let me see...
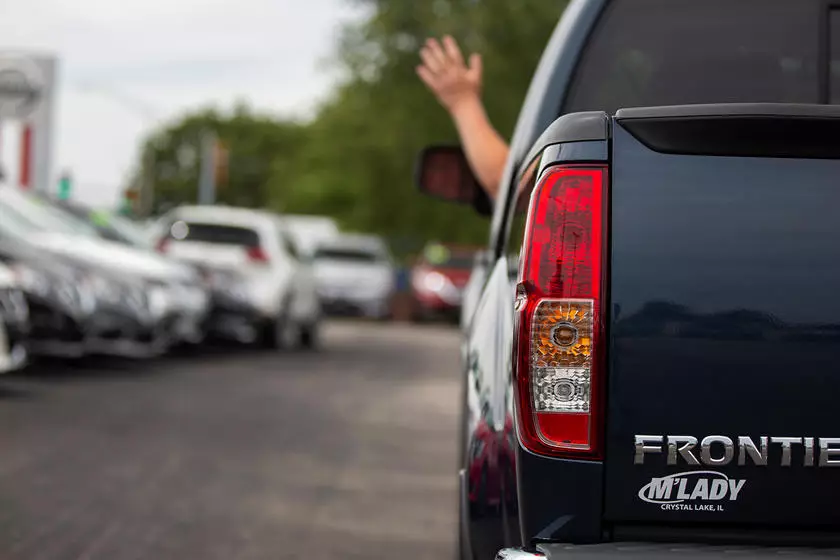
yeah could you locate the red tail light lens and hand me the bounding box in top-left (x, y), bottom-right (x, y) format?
top-left (247, 246), bottom-right (269, 263)
top-left (156, 238), bottom-right (169, 253)
top-left (515, 165), bottom-right (607, 459)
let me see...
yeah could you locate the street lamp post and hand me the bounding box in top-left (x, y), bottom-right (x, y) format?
top-left (74, 82), bottom-right (161, 216)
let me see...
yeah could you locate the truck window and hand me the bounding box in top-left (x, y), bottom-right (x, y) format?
top-left (564, 0), bottom-right (819, 114)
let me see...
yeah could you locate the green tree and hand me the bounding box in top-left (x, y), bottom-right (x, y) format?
top-left (135, 0), bottom-right (568, 253)
top-left (268, 0), bottom-right (567, 247)
top-left (133, 104), bottom-right (306, 214)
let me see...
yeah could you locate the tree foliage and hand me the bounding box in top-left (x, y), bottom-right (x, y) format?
top-left (136, 0), bottom-right (568, 253)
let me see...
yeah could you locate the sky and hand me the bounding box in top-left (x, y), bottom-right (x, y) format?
top-left (0, 0), bottom-right (363, 207)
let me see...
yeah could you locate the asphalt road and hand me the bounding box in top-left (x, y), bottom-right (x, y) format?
top-left (0, 320), bottom-right (461, 560)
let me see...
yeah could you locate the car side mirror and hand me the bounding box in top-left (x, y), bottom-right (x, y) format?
top-left (414, 145), bottom-right (492, 216)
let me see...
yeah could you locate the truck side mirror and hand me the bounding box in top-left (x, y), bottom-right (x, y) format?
top-left (414, 145), bottom-right (491, 216)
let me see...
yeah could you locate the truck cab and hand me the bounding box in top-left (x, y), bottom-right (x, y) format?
top-left (416, 0), bottom-right (840, 557)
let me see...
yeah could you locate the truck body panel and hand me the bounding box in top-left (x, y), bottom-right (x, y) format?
top-left (605, 114), bottom-right (840, 527)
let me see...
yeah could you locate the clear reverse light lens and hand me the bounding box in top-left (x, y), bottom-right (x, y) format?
top-left (531, 299), bottom-right (593, 414)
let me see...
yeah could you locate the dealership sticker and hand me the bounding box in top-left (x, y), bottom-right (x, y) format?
top-left (637, 470), bottom-right (745, 511)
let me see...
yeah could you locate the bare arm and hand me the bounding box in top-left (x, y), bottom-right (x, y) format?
top-left (449, 97), bottom-right (509, 201)
top-left (416, 36), bottom-right (510, 200)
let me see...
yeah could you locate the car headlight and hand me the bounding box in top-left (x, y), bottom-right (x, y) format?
top-left (415, 271), bottom-right (460, 302)
top-left (53, 278), bottom-right (80, 309)
top-left (421, 271), bottom-right (449, 293)
top-left (11, 263), bottom-right (51, 298)
top-left (0, 287), bottom-right (29, 324)
top-left (11, 261), bottom-right (93, 315)
top-left (90, 275), bottom-right (122, 306)
top-left (73, 276), bottom-right (97, 315)
top-left (125, 283), bottom-right (150, 317)
top-left (88, 274), bottom-right (151, 319)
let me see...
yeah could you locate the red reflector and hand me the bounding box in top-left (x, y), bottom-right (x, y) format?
top-left (247, 246), bottom-right (269, 263)
top-left (515, 165), bottom-right (607, 460)
top-left (156, 238), bottom-right (168, 253)
top-left (537, 411), bottom-right (590, 447)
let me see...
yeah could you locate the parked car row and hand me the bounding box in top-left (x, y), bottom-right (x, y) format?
top-left (0, 178), bottom-right (481, 375)
top-left (0, 186), bottom-right (210, 363)
top-left (0, 185), bottom-right (365, 374)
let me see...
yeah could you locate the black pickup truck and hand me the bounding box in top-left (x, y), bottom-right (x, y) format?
top-left (416, 0), bottom-right (840, 558)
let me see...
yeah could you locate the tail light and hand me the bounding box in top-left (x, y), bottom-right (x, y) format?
top-left (156, 238), bottom-right (169, 253)
top-left (514, 165), bottom-right (608, 459)
top-left (247, 245), bottom-right (269, 263)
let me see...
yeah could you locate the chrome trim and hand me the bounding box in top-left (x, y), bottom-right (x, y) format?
top-left (634, 435), bottom-right (662, 464)
top-left (496, 549), bottom-right (544, 560)
top-left (804, 437), bottom-right (815, 467)
top-left (458, 468), bottom-right (474, 560)
top-left (737, 436), bottom-right (768, 466)
top-left (819, 438), bottom-right (840, 467)
top-left (639, 434), bottom-right (840, 467)
top-left (700, 435), bottom-right (734, 465)
top-left (771, 437), bottom-right (801, 467)
top-left (667, 435), bottom-right (700, 465)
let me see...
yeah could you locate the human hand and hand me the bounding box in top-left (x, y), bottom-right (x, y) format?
top-left (416, 35), bottom-right (482, 115)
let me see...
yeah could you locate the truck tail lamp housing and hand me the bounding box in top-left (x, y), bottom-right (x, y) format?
top-left (515, 165), bottom-right (607, 459)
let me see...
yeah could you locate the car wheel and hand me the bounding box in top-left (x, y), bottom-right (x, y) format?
top-left (411, 299), bottom-right (428, 323)
top-left (261, 312), bottom-right (299, 350)
top-left (279, 315), bottom-right (302, 350)
top-left (299, 320), bottom-right (319, 350)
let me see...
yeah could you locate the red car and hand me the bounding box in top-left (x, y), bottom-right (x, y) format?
top-left (410, 244), bottom-right (477, 322)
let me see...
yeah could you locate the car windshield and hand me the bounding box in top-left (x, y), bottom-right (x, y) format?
top-left (0, 201), bottom-right (42, 240)
top-left (94, 211), bottom-right (154, 248)
top-left (314, 247), bottom-right (382, 263)
top-left (1, 192), bottom-right (101, 238)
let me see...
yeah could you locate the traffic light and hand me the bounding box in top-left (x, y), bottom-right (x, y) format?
top-left (214, 140), bottom-right (229, 190)
top-left (57, 172), bottom-right (72, 200)
top-left (120, 187), bottom-right (139, 215)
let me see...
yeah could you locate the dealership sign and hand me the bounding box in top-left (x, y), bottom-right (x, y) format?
top-left (0, 55), bottom-right (44, 120)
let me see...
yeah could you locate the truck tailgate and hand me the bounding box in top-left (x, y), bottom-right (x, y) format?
top-left (605, 105), bottom-right (840, 528)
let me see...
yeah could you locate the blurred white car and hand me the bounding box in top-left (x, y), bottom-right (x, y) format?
top-left (0, 261), bottom-right (28, 373)
top-left (154, 205), bottom-right (321, 349)
top-left (312, 234), bottom-right (395, 319)
top-left (282, 215), bottom-right (340, 258)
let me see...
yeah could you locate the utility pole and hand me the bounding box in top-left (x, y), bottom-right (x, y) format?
top-left (141, 144), bottom-right (155, 216)
top-left (197, 129), bottom-right (217, 205)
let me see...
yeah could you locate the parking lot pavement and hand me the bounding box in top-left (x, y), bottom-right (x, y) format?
top-left (0, 320), bottom-right (462, 560)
